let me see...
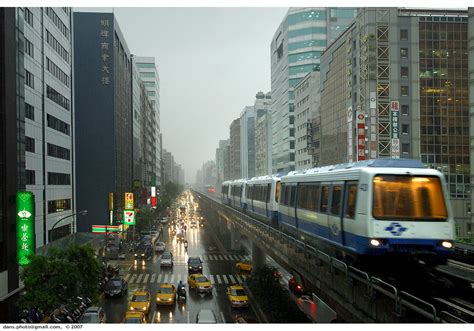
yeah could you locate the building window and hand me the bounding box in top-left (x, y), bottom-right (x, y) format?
top-left (25, 38), bottom-right (34, 58)
top-left (402, 143), bottom-right (410, 154)
top-left (400, 48), bottom-right (408, 59)
top-left (24, 8), bottom-right (33, 26)
top-left (46, 85), bottom-right (70, 111)
top-left (401, 67), bottom-right (408, 78)
top-left (401, 104), bottom-right (409, 116)
top-left (400, 29), bottom-right (408, 41)
top-left (46, 29), bottom-right (70, 63)
top-left (401, 86), bottom-right (409, 96)
top-left (402, 124), bottom-right (409, 135)
top-left (45, 8), bottom-right (69, 40)
top-left (25, 70), bottom-right (34, 88)
top-left (47, 143), bottom-right (70, 160)
top-left (48, 198), bottom-right (71, 213)
top-left (47, 114), bottom-right (70, 135)
top-left (25, 136), bottom-right (35, 152)
top-left (25, 103), bottom-right (34, 120)
top-left (48, 172), bottom-right (71, 185)
top-left (26, 170), bottom-right (35, 185)
top-left (46, 57), bottom-right (70, 87)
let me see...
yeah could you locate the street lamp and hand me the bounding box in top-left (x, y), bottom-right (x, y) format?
top-left (49, 210), bottom-right (88, 243)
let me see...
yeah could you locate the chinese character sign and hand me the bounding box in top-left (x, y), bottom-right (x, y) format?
top-left (356, 111), bottom-right (366, 161)
top-left (390, 101), bottom-right (400, 158)
top-left (125, 192), bottom-right (134, 210)
top-left (16, 191), bottom-right (35, 266)
top-left (123, 210), bottom-right (135, 225)
top-left (100, 18), bottom-right (111, 86)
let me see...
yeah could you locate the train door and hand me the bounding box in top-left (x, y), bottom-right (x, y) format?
top-left (265, 184), bottom-right (271, 218)
top-left (319, 183), bottom-right (331, 240)
top-left (289, 184), bottom-right (298, 228)
top-left (327, 182), bottom-right (345, 245)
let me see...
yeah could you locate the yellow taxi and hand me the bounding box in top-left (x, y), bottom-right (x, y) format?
top-left (236, 261), bottom-right (252, 272)
top-left (123, 311), bottom-right (146, 323)
top-left (156, 283), bottom-right (176, 305)
top-left (227, 285), bottom-right (249, 308)
top-left (187, 274), bottom-right (213, 294)
top-left (128, 291), bottom-right (151, 315)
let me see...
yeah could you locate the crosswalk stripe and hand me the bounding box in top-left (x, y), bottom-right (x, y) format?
top-left (151, 274), bottom-right (156, 283)
top-left (216, 274), bottom-right (222, 284)
top-left (229, 275), bottom-right (236, 284)
top-left (130, 274), bottom-right (137, 283)
top-left (157, 274), bottom-right (163, 283)
top-left (209, 255), bottom-right (214, 261)
top-left (217, 255), bottom-right (223, 261)
top-left (223, 255), bottom-right (229, 261)
top-left (170, 274), bottom-right (175, 283)
top-left (236, 275), bottom-right (243, 283)
top-left (124, 274), bottom-right (131, 282)
top-left (231, 255), bottom-right (239, 261)
top-left (209, 275), bottom-right (215, 285)
top-left (144, 274), bottom-right (149, 283)
top-left (241, 275), bottom-right (247, 280)
top-left (238, 255), bottom-right (245, 260)
top-left (163, 274), bottom-right (169, 283)
top-left (222, 275), bottom-right (229, 284)
top-left (284, 276), bottom-right (291, 283)
top-left (137, 274), bottom-right (143, 283)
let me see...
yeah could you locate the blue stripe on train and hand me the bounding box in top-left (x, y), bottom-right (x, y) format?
top-left (247, 204), bottom-right (278, 223)
top-left (279, 213), bottom-right (453, 256)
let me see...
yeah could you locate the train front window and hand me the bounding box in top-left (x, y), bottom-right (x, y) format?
top-left (372, 175), bottom-right (448, 221)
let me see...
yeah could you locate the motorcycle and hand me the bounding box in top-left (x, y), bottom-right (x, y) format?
top-left (177, 284), bottom-right (186, 303)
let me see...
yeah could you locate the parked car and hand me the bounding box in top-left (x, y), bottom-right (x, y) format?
top-left (160, 252), bottom-right (174, 267)
top-left (154, 241), bottom-right (166, 252)
top-left (187, 257), bottom-right (203, 274)
top-left (104, 277), bottom-right (128, 297)
top-left (79, 307), bottom-right (106, 323)
top-left (196, 309), bottom-right (218, 323)
top-left (288, 277), bottom-right (304, 296)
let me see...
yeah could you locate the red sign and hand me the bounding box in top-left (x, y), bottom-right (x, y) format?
top-left (356, 112), bottom-right (366, 161)
top-left (151, 196), bottom-right (156, 208)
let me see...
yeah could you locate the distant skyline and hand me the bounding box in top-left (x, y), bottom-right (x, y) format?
top-left (76, 7), bottom-right (288, 183)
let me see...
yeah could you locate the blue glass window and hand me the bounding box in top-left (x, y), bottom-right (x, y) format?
top-left (136, 63), bottom-right (155, 69)
top-left (289, 64), bottom-right (320, 76)
top-left (288, 51), bottom-right (322, 63)
top-left (289, 78), bottom-right (303, 88)
top-left (288, 39), bottom-right (326, 51)
top-left (288, 27), bottom-right (327, 39)
top-left (288, 10), bottom-right (326, 25)
top-left (288, 91), bottom-right (295, 100)
top-left (330, 9), bottom-right (357, 19)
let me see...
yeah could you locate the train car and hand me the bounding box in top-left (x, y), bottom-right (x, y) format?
top-left (245, 175), bottom-right (281, 227)
top-left (229, 179), bottom-right (247, 211)
top-left (221, 181), bottom-right (231, 204)
top-left (279, 159), bottom-right (455, 265)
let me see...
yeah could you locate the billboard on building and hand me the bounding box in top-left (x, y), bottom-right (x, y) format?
top-left (16, 191), bottom-right (35, 266)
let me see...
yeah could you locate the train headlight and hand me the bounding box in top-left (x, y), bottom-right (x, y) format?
top-left (370, 239), bottom-right (381, 247)
top-left (441, 241), bottom-right (453, 249)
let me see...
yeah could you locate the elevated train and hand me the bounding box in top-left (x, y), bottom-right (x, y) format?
top-left (221, 159), bottom-right (455, 266)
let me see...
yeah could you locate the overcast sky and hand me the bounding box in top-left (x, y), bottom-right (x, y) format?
top-left (75, 7), bottom-right (288, 183)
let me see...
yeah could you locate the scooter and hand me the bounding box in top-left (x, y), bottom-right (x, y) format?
top-left (177, 285), bottom-right (187, 303)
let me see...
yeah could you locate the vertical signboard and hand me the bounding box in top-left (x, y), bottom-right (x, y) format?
top-left (109, 192), bottom-right (114, 225)
top-left (123, 210), bottom-right (135, 225)
top-left (347, 107), bottom-right (353, 162)
top-left (124, 192), bottom-right (134, 210)
top-left (151, 186), bottom-right (156, 208)
top-left (99, 18), bottom-right (111, 86)
top-left (390, 101), bottom-right (400, 158)
top-left (369, 91), bottom-right (377, 159)
top-left (16, 191), bottom-right (35, 266)
top-left (356, 111), bottom-right (366, 161)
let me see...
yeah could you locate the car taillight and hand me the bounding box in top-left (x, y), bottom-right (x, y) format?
top-left (296, 285), bottom-right (302, 290)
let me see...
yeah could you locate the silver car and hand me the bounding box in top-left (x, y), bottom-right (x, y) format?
top-left (160, 252), bottom-right (173, 267)
top-left (79, 307), bottom-right (106, 323)
top-left (154, 241), bottom-right (166, 252)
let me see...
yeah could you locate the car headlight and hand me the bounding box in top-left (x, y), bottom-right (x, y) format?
top-left (168, 298), bottom-right (172, 302)
top-left (157, 297), bottom-right (161, 301)
top-left (130, 307), bottom-right (134, 310)
top-left (189, 266), bottom-right (193, 269)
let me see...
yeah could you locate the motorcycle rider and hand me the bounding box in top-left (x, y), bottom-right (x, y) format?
top-left (177, 280), bottom-right (186, 300)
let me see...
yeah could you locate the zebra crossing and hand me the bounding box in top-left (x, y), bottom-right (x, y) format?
top-left (124, 272), bottom-right (248, 285)
top-left (200, 254), bottom-right (249, 261)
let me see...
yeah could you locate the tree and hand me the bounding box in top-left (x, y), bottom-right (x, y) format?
top-left (18, 244), bottom-right (102, 313)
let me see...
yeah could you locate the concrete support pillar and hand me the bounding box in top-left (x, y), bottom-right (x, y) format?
top-left (251, 242), bottom-right (266, 274)
top-left (230, 223), bottom-right (241, 251)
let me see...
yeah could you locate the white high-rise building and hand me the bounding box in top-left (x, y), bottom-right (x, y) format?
top-left (270, 8), bottom-right (357, 173)
top-left (23, 7), bottom-right (75, 246)
top-left (133, 56), bottom-right (161, 188)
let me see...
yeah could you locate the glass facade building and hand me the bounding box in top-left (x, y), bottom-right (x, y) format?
top-left (270, 7), bottom-right (357, 173)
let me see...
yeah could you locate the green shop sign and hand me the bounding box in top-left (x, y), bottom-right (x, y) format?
top-left (16, 191), bottom-right (35, 266)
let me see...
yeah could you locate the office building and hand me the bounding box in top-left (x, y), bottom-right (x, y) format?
top-left (74, 12), bottom-right (132, 231)
top-left (216, 139), bottom-right (230, 186)
top-left (270, 7), bottom-right (357, 173)
top-left (229, 118), bottom-right (241, 180)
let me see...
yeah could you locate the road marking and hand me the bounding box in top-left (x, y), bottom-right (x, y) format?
top-left (152, 310), bottom-right (156, 324)
top-left (208, 255), bottom-right (214, 261)
top-left (157, 274), bottom-right (163, 283)
top-left (137, 274), bottom-right (143, 283)
top-left (218, 255), bottom-right (224, 261)
top-left (124, 274), bottom-right (131, 282)
top-left (144, 274), bottom-right (149, 283)
top-left (238, 255), bottom-right (245, 260)
top-left (223, 255), bottom-right (229, 261)
top-left (186, 311), bottom-right (190, 323)
top-left (209, 274), bottom-right (215, 284)
top-left (236, 275), bottom-right (243, 283)
top-left (222, 275), bottom-right (229, 284)
top-left (212, 287), bottom-right (218, 297)
top-left (228, 275), bottom-right (236, 284)
top-left (220, 311), bottom-right (226, 323)
top-left (216, 274), bottom-right (222, 284)
top-left (151, 274), bottom-right (156, 283)
top-left (284, 276), bottom-right (291, 283)
top-left (163, 274), bottom-right (169, 282)
top-left (170, 274), bottom-right (175, 283)
top-left (130, 274), bottom-right (137, 283)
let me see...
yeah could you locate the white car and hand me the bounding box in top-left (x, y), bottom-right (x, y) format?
top-left (160, 252), bottom-right (173, 267)
top-left (159, 217), bottom-right (168, 224)
top-left (155, 241), bottom-right (166, 252)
